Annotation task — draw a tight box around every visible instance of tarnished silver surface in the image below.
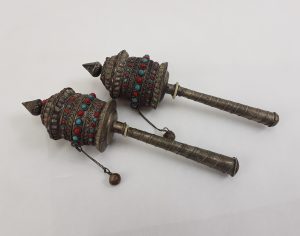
[167,84,279,127]
[113,121,239,177]
[83,50,279,127]
[23,88,239,178]
[95,100,118,152]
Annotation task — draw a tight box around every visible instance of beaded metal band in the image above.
[60,93,81,141]
[41,88,74,140]
[39,88,108,147]
[111,50,129,98]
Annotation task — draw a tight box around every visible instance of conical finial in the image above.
[22,99,43,116]
[82,62,102,77]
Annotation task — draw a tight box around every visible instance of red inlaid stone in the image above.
[90,93,96,98]
[91,123,96,128]
[84,98,91,105]
[136,77,143,84]
[77,110,84,116]
[133,91,138,97]
[73,127,81,135]
[140,64,147,69]
[94,112,100,118]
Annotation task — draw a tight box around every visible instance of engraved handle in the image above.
[113,121,239,176]
[166,84,279,127]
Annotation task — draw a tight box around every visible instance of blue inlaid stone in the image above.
[92,117,97,122]
[81,104,88,110]
[88,138,93,142]
[75,118,82,125]
[88,94,95,100]
[72,136,79,141]
[89,128,95,133]
[135,84,141,91]
[138,70,145,76]
[142,58,148,63]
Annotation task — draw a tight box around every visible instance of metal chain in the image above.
[137,108,169,133]
[71,143,112,175]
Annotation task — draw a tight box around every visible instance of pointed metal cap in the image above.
[22,99,43,116]
[82,62,102,77]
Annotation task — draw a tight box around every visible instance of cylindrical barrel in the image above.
[112,121,239,176]
[167,84,279,127]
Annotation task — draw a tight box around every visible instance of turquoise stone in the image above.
[138,70,145,76]
[89,128,95,133]
[142,58,148,63]
[88,138,93,142]
[88,94,94,100]
[75,118,82,125]
[135,84,141,91]
[72,136,79,141]
[92,117,97,122]
[81,104,88,110]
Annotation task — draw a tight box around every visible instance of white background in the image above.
[0,0,299,235]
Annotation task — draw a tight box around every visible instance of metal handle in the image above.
[166,83,279,127]
[113,121,239,176]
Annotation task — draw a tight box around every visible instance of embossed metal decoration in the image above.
[23,88,239,185]
[83,50,279,127]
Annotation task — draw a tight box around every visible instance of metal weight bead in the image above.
[109,173,121,185]
[163,130,176,141]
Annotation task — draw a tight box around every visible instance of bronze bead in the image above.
[109,173,121,185]
[163,130,176,141]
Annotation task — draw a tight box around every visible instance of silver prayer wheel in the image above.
[23,88,239,178]
[83,50,279,127]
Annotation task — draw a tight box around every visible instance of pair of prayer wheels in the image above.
[22,50,279,185]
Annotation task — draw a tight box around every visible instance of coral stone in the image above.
[90,93,96,98]
[140,64,147,69]
[136,77,143,84]
[94,112,100,118]
[84,98,91,104]
[77,110,84,116]
[73,127,81,135]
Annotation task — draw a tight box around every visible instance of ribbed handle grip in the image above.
[113,121,239,176]
[167,84,279,127]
